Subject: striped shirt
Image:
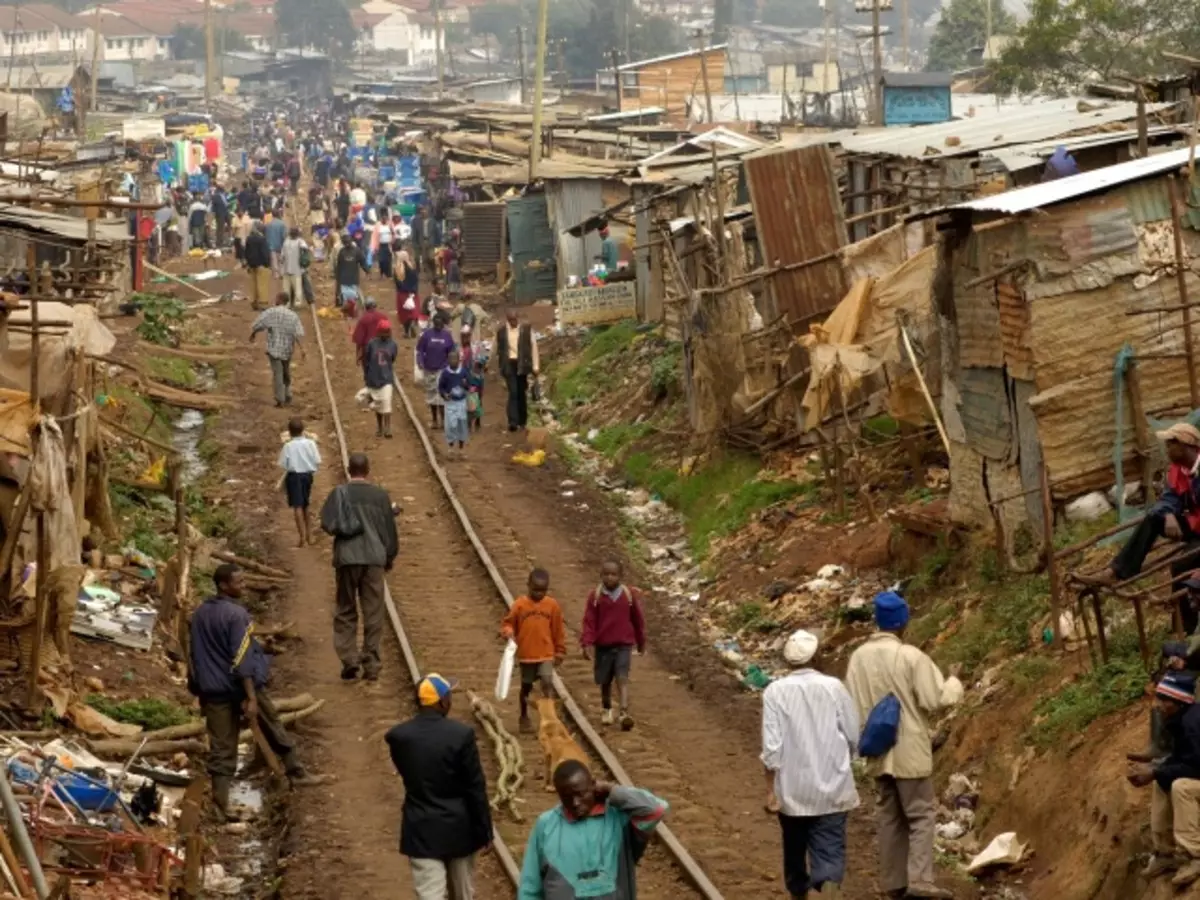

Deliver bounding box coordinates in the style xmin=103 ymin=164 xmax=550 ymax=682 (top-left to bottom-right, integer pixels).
xmin=761 ymin=669 xmax=860 ymax=817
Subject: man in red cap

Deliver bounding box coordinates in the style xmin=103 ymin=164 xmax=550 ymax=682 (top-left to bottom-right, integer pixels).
xmin=363 ymin=318 xmax=398 ymax=439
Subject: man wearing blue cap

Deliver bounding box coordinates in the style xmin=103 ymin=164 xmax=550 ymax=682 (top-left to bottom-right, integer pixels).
xmin=1129 ymin=671 xmax=1200 ymax=886
xmin=845 ymin=591 xmax=962 ymax=900
xmin=385 ymin=673 xmax=493 ymax=900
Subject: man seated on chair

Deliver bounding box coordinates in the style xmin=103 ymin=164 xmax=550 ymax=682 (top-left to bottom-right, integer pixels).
xmin=1079 ymin=423 xmax=1200 ymax=615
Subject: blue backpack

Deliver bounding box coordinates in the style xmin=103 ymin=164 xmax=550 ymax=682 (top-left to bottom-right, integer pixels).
xmin=859 ymin=650 xmax=903 ymax=758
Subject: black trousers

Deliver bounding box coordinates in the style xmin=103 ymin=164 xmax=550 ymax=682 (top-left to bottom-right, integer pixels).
xmin=1113 ymin=512 xmax=1200 ymax=634
xmin=505 ymin=371 xmax=528 ymax=429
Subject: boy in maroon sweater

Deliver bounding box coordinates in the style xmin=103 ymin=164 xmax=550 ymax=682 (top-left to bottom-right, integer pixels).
xmin=581 ymin=560 xmax=646 ymax=731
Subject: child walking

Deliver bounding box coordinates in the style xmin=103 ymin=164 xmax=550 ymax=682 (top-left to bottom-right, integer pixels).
xmin=500 ymin=568 xmax=566 ymax=733
xmin=581 ymin=559 xmax=646 ymax=730
xmin=278 ymin=417 xmax=321 ymax=547
xmin=438 ymin=347 xmax=470 ymax=458
xmin=363 ymin=319 xmax=398 ymax=438
xmin=467 ymin=358 xmax=485 ymax=432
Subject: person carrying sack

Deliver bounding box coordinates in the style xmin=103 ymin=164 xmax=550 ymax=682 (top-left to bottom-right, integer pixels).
xmin=844 ymin=592 xmax=963 ymax=900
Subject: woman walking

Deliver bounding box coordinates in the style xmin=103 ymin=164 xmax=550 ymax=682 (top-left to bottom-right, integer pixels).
xmin=415 ymin=311 xmax=456 ymax=429
xmin=394 ymin=248 xmax=421 ymax=338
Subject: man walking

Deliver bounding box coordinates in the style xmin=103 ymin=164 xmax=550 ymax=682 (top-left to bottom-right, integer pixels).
xmin=244 ymin=222 xmax=272 ymax=310
xmin=187 ymin=564 xmax=325 ymax=818
xmin=845 ymin=592 xmax=962 ymax=900
xmin=762 ymin=629 xmax=859 ymax=898
xmin=319 ymin=452 xmax=398 ymax=681
xmin=385 ymin=673 xmax=493 ymax=900
xmin=265 ymin=213 xmax=287 ymax=277
xmin=281 ymin=227 xmax=309 ymax=308
xmin=250 ymin=292 xmax=305 ymax=408
xmin=496 ymin=308 xmax=539 ymax=432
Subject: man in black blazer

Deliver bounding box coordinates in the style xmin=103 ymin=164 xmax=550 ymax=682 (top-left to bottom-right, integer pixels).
xmin=385 ymin=673 xmax=493 ymax=899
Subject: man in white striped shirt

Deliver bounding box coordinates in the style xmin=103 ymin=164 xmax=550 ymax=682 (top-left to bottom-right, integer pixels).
xmin=761 ymin=629 xmax=859 ymax=898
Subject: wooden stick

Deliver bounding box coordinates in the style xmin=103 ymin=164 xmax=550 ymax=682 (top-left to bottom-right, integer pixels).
xmin=0 ymin=818 xmax=31 ymax=898
xmin=1054 ymin=514 xmax=1143 ymax=559
xmin=248 ymin=719 xmax=285 ymax=777
xmin=1126 ymin=358 xmax=1155 ymax=496
xmin=98 ymin=415 xmax=179 ymax=457
xmin=1041 ymin=462 xmax=1062 ymax=647
xmin=899 ymin=324 xmax=950 ymax=454
xmin=142 ymin=262 xmax=212 ymax=299
xmin=963 ymin=259 xmax=1029 ymax=290
xmin=1169 ymin=175 xmax=1200 ymax=407
xmin=210 ymin=550 xmax=291 ymax=580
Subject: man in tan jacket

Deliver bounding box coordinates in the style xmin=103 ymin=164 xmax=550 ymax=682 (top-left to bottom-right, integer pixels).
xmin=845 ymin=591 xmax=963 ymax=900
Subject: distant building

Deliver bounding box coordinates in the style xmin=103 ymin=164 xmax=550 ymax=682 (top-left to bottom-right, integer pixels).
xmin=763 ymin=50 xmax=839 ymax=94
xmin=461 ymin=75 xmax=522 ymax=105
xmin=605 ymin=45 xmax=727 ymax=124
xmin=880 ymin=71 xmax=952 ymax=126
xmin=358 ymin=0 xmax=444 ymax=63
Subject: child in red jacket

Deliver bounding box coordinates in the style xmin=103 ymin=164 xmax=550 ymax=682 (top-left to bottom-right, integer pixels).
xmin=581 ymin=559 xmax=646 ymax=731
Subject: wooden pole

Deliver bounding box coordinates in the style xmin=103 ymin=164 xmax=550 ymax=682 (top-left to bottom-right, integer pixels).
xmin=1040 ymin=461 xmax=1061 ymax=647
xmin=1126 ymin=358 xmax=1155 ymax=495
xmin=1169 ymin=175 xmax=1200 ymax=408
xmin=610 ymin=48 xmax=623 ymax=112
xmin=528 ymin=0 xmax=549 ymax=180
xmin=89 ymin=4 xmax=101 ymax=113
xmin=516 ymin=26 xmax=526 ymax=105
xmin=696 ymin=35 xmax=714 ymax=124
xmin=204 ymin=0 xmax=215 ymax=112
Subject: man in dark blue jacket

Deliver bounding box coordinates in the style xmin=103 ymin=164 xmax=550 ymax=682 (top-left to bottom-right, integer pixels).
xmin=385 ymin=674 xmax=492 ymax=899
xmin=188 ymin=564 xmax=324 ymax=817
xmin=1130 ymin=671 xmax=1200 ymax=886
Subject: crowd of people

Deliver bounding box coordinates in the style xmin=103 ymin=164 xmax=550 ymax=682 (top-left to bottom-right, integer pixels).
xmin=181 ymin=107 xmax=999 ymax=900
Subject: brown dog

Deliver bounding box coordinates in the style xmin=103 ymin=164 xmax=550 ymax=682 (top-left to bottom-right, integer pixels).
xmin=536 ymin=697 xmax=589 ymax=791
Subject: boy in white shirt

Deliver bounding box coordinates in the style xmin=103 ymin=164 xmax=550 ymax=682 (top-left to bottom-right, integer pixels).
xmin=278 ymin=418 xmax=321 ymax=547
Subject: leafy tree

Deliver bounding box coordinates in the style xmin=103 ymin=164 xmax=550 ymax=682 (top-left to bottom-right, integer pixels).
xmin=925 ymin=0 xmax=1014 ymax=72
xmin=171 ymin=23 xmax=252 ymax=60
xmin=996 ymin=0 xmax=1200 ymax=94
xmin=275 ymin=0 xmax=356 ymax=57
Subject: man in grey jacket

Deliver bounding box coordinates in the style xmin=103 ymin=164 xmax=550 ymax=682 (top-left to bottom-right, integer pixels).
xmin=319 ymin=452 xmax=398 ymax=681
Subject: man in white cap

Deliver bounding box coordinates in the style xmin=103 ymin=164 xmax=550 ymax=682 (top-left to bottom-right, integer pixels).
xmin=761 ymin=629 xmax=859 ymax=898
xmin=1079 ymin=422 xmax=1200 ymax=592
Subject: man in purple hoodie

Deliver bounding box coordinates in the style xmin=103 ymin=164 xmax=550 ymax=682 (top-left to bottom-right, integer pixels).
xmin=416 ymin=311 xmax=456 ymax=430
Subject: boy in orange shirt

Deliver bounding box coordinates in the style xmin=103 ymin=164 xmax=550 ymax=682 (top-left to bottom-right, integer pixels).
xmin=501 ymin=568 xmax=566 ymax=732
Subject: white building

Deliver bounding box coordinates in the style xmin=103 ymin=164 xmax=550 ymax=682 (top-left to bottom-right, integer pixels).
xmin=356 ymin=0 xmax=443 ymax=64
xmin=0 ymin=5 xmax=98 ymax=61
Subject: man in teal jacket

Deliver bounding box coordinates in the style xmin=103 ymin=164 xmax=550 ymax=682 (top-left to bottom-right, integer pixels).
xmin=519 ymin=760 xmax=668 ymax=899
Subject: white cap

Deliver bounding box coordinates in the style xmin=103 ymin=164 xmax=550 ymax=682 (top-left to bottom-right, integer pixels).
xmin=783 ymin=629 xmax=819 ymax=666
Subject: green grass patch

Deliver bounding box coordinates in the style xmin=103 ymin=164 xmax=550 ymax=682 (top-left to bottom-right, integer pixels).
xmin=929 ymin=575 xmax=1049 ymax=677
xmin=622 ymin=451 xmax=812 ymax=558
xmin=1007 ymin=654 xmax=1056 ymax=692
xmin=649 ymin=342 xmax=682 ymax=399
xmin=86 ymin=695 xmax=194 ymax=731
xmin=905 ymin=600 xmax=957 ymax=648
xmin=727 ymin=600 xmax=781 ymax=634
xmin=185 ymin=486 xmax=240 ymax=540
xmin=550 ymin=320 xmax=640 ymax=406
xmin=590 ymin=422 xmax=654 ymax=458
xmin=109 ymin=483 xmax=173 ymax=559
xmin=103 ymin=385 xmax=173 ymax=446
xmin=1027 ymin=654 xmax=1146 ymax=748
xmin=144 ymin=355 xmax=197 ymax=389
xmin=133 ymin=293 xmax=187 ymax=346
xmin=1053 ymin=510 xmax=1120 ymax=551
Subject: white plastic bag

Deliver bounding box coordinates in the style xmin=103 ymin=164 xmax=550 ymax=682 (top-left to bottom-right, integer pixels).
xmin=495 ymin=639 xmax=517 ymax=701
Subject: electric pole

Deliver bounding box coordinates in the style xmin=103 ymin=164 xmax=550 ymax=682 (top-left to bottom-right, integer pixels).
xmin=610 ymin=48 xmax=622 ymax=111
xmin=204 ymin=0 xmax=214 ymax=112
xmin=434 ymin=0 xmax=444 ymax=98
xmin=89 ymin=2 xmax=101 ymax=111
xmin=821 ymin=0 xmax=831 ymax=92
xmin=871 ymin=0 xmax=883 ymax=124
xmin=516 ymin=26 xmax=527 ymax=104
xmin=528 ymin=0 xmax=549 ymax=180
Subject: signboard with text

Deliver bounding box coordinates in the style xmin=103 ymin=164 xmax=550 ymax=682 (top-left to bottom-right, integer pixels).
xmin=557 ymin=281 xmax=637 ymax=326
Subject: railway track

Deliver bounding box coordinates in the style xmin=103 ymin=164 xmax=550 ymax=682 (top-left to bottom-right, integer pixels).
xmin=305 ymin=301 xmax=720 ymax=899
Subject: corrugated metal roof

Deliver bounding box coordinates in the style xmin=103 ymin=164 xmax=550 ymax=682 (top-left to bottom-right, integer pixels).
xmin=918 ymin=142 xmax=1197 ymax=217
xmin=839 ymin=99 xmax=1173 ymax=159
xmin=985 ymin=125 xmax=1178 ymax=172
xmin=614 ymin=45 xmax=728 ymax=72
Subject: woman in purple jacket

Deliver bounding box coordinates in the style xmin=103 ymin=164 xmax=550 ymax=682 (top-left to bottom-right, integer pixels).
xmin=416 ymin=311 xmax=456 ymax=429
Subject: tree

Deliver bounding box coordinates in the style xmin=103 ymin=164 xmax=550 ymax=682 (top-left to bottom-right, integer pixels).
xmin=275 ymin=0 xmax=356 ymax=57
xmin=171 ymin=23 xmax=251 ymax=60
xmin=995 ymin=0 xmax=1200 ymax=94
xmin=925 ymin=0 xmax=1014 ymax=72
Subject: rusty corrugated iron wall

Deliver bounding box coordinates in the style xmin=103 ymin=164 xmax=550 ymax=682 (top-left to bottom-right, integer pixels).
xmin=744 ymin=144 xmax=848 ymax=329
xmin=460 ymin=202 xmax=506 ymax=275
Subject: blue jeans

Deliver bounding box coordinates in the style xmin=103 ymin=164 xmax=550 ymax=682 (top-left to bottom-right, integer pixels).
xmin=778 ymin=811 xmax=847 ymax=897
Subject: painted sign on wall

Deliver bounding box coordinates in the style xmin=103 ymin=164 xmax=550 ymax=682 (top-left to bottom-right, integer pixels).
xmin=882 ymin=85 xmax=952 ymax=126
xmin=557 ymin=281 xmax=637 ymax=326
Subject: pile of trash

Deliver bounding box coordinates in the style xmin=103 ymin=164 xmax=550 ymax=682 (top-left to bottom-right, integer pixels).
xmin=74 ymin=547 xmax=161 ymax=651
xmin=936 ymin=772 xmax=1030 ymax=882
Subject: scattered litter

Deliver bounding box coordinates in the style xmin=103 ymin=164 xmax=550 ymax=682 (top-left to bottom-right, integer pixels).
xmin=816 ymin=564 xmax=844 ymax=579
xmin=936 ymin=821 xmax=967 ymax=841
xmin=512 ymin=449 xmax=546 ymax=466
xmin=202 ymin=863 xmax=244 ymax=895
xmin=72 ymin=584 xmax=158 ymax=651
xmin=967 ymin=832 xmax=1028 ymax=873
xmin=1064 ymin=492 xmax=1113 ymax=523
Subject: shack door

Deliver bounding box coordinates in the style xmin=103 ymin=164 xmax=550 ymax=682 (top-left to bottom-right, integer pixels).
xmin=506 ymin=194 xmax=557 ymax=304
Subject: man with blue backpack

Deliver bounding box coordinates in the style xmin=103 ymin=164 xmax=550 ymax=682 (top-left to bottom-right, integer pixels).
xmin=845 ymin=592 xmax=963 ymax=900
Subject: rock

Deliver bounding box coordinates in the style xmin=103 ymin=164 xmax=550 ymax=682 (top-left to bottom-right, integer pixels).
xmin=936 ymin=821 xmax=966 ymax=841
xmin=83 ymin=676 xmax=104 ymax=692
xmin=816 ymin=564 xmax=844 ymax=579
xmin=762 ymin=580 xmax=796 ymax=601
xmin=649 ymin=545 xmax=671 ymax=561
xmin=1108 ymin=480 xmax=1141 ymax=506
xmin=1064 ymin=491 xmax=1113 ymax=523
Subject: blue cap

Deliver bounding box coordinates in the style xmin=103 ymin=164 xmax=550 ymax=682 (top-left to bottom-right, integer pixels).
xmin=873 ymin=591 xmax=910 ymax=631
xmin=1157 ymin=672 xmax=1196 ymax=705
